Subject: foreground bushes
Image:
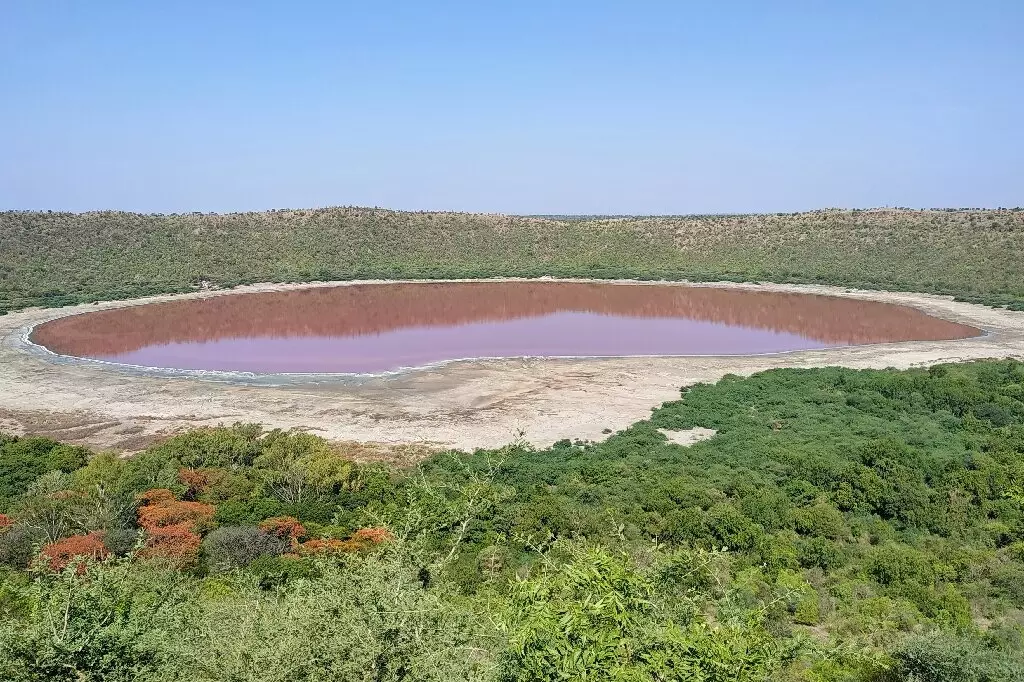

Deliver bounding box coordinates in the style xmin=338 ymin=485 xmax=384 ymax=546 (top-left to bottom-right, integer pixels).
xmin=3 ymin=361 xmax=1024 ymax=679
xmin=4 ymin=541 xmax=1019 ymax=681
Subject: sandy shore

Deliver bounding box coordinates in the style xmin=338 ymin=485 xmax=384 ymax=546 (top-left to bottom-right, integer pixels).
xmin=2 ymin=279 xmax=1023 ymax=456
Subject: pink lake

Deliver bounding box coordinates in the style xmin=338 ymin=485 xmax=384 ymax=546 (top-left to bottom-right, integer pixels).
xmin=31 ymin=282 xmax=981 ymax=374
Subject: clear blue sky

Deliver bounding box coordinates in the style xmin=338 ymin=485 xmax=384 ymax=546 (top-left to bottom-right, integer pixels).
xmin=1 ymin=1 xmax=1021 ymax=214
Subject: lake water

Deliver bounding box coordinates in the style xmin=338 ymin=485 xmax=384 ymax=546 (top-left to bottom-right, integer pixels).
xmin=31 ymin=282 xmax=982 ymax=374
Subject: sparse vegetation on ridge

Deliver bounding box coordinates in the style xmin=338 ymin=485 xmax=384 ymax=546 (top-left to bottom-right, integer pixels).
xmin=2 ymin=207 xmax=1023 ymax=314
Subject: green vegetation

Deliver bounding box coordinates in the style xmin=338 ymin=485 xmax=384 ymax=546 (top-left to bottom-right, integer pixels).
xmin=3 ymin=359 xmax=1024 ymax=679
xmin=2 ymin=207 xmax=1023 ymax=314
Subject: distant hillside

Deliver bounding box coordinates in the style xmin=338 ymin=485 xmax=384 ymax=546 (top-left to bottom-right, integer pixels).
xmin=2 ymin=207 xmax=1022 ymax=313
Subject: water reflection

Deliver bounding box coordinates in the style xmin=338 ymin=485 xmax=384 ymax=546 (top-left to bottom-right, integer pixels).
xmin=31 ymin=282 xmax=980 ymax=373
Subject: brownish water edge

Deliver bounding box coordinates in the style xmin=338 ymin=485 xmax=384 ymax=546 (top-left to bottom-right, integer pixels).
xmin=30 ymin=282 xmax=981 ymax=374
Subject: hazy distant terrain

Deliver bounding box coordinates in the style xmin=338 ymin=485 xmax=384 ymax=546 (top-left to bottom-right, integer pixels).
xmin=2 ymin=207 xmax=1022 ymax=313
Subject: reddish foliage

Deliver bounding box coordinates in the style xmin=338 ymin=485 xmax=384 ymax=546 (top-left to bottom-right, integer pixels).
xmin=0 ymin=513 xmax=12 ymax=531
xmin=141 ymin=523 xmax=202 ymax=565
xmin=138 ymin=498 xmax=215 ymax=533
xmin=352 ymin=527 xmax=393 ymax=544
xmin=177 ymin=468 xmax=213 ymax=499
xmin=258 ymin=516 xmax=307 ymax=542
xmin=40 ymin=532 xmax=109 ymax=573
xmin=298 ymin=538 xmax=360 ymax=555
xmin=136 ymin=488 xmax=176 ymax=506
xmin=298 ymin=527 xmax=393 ymax=555
xmin=136 ymin=488 xmax=215 ymax=566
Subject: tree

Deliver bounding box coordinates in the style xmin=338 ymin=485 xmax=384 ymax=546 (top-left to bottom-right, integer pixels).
xmin=0 ymin=555 xmax=191 ymax=681
xmin=136 ymin=489 xmax=215 ymax=566
xmin=137 ymin=496 xmax=215 ymax=532
xmin=0 ymin=524 xmax=38 ymax=568
xmin=163 ymin=550 xmax=494 ymax=682
xmin=252 ymin=430 xmax=361 ymax=504
xmin=0 ymin=436 xmax=89 ymax=502
xmin=888 ymin=630 xmax=1024 ymax=682
xmin=147 ymin=423 xmax=263 ymax=469
xmin=13 ymin=473 xmax=81 ymax=544
xmin=297 ymin=528 xmax=391 ymax=555
xmin=500 ymin=543 xmax=789 ymax=681
xmin=791 ymin=502 xmax=848 ymax=539
xmin=258 ymin=516 xmax=307 ymax=543
xmin=202 ymin=526 xmax=286 ymax=572
xmin=39 ymin=532 xmax=109 ymax=573
xmin=177 ymin=467 xmax=213 ymax=499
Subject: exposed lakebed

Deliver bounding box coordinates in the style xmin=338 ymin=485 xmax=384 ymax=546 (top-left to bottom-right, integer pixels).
xmin=30 ymin=282 xmax=982 ymax=374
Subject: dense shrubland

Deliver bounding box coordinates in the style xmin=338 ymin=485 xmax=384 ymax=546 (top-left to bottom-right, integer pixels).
xmin=3 ymin=360 xmax=1024 ymax=679
xmin=2 ymin=207 xmax=1023 ymax=314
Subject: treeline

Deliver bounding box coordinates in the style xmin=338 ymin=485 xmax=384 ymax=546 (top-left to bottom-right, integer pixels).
xmin=2 ymin=360 xmax=1024 ymax=679
xmin=2 ymin=207 xmax=1023 ymax=314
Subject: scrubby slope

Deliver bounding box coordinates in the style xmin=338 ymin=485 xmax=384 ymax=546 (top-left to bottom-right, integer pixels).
xmin=2 ymin=207 xmax=1022 ymax=312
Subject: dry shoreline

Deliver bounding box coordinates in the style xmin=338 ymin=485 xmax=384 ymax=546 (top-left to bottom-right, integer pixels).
xmin=2 ymin=278 xmax=1023 ymax=456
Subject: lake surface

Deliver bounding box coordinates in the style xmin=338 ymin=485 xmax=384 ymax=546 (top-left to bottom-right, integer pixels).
xmin=31 ymin=282 xmax=982 ymax=374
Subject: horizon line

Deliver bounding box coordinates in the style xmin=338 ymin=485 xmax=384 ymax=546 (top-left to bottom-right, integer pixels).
xmin=3 ymin=205 xmax=1022 ymax=219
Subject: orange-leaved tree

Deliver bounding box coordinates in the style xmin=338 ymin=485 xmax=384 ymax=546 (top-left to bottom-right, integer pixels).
xmin=351 ymin=527 xmax=394 ymax=544
xmin=177 ymin=467 xmax=213 ymax=500
xmin=258 ymin=516 xmax=307 ymax=546
xmin=298 ymin=526 xmax=392 ymax=555
xmin=39 ymin=531 xmax=109 ymax=573
xmin=136 ymin=488 xmax=215 ymax=566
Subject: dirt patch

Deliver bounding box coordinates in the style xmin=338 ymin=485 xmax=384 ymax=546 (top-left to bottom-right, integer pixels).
xmin=333 ymin=440 xmax=445 ymax=467
xmin=2 ymin=278 xmax=1023 ymax=459
xmin=658 ymin=427 xmax=718 ymax=447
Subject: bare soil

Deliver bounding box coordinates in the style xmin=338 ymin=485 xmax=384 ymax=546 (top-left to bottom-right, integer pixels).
xmin=658 ymin=428 xmax=718 ymax=447
xmin=2 ymin=279 xmax=1022 ymax=458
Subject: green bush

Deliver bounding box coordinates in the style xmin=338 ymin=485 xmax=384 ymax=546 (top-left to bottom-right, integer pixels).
xmin=202 ymin=526 xmax=286 ymax=572
xmin=0 ymin=435 xmax=89 ymax=504
xmin=868 ymin=544 xmax=933 ymax=587
xmin=499 ymin=543 xmax=786 ymax=681
xmin=888 ymin=630 xmax=1024 ymax=682
xmin=791 ymin=502 xmax=848 ymax=539
xmin=797 ymin=537 xmax=844 ymax=571
xmin=0 ymin=557 xmax=191 ymax=682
